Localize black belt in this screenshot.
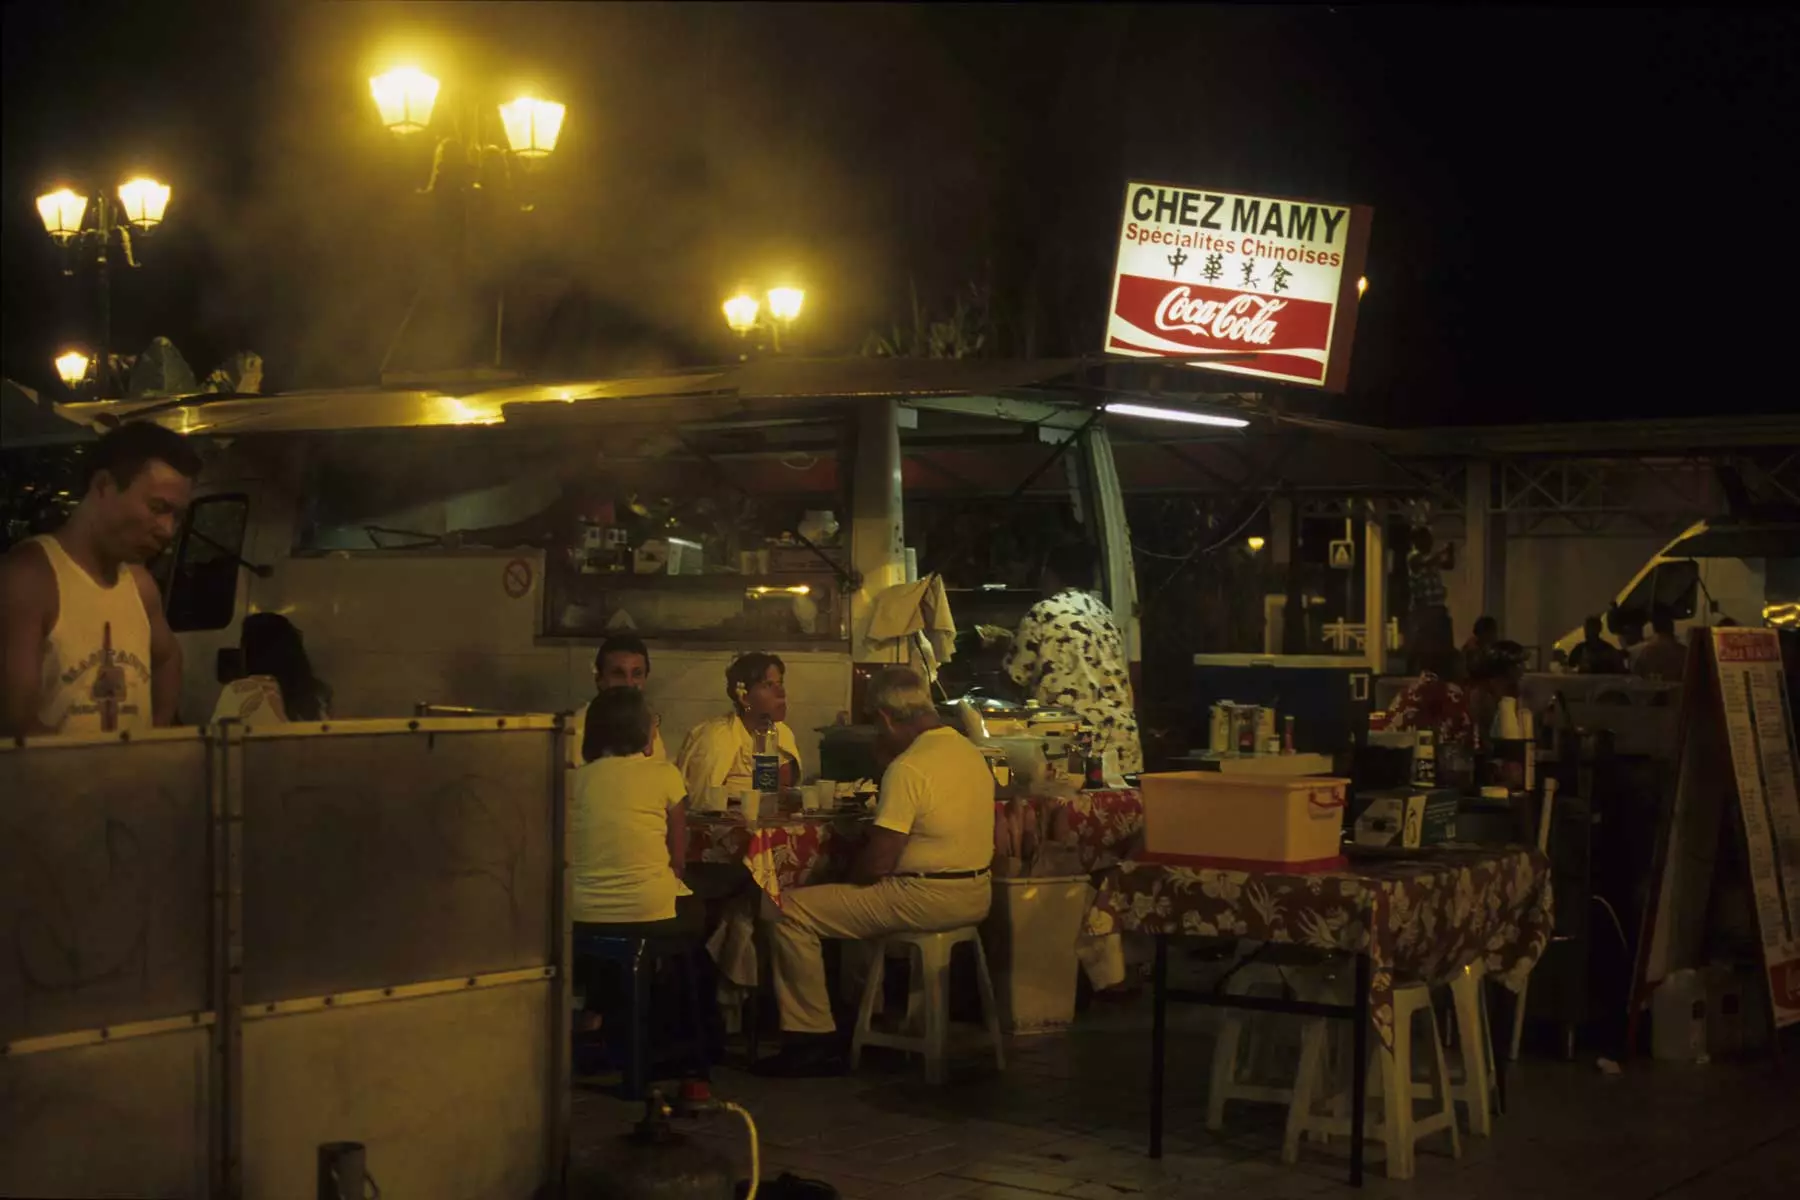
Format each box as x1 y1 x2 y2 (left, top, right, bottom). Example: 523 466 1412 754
893 868 991 880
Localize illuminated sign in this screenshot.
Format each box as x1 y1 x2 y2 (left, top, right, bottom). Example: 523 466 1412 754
1104 181 1373 391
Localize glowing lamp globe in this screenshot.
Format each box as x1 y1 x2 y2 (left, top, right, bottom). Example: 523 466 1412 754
499 97 566 158
723 294 760 335
37 189 89 243
766 287 804 324
55 350 92 388
117 178 172 229
370 67 441 133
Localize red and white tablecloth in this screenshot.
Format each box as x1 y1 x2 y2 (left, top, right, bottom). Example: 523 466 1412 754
1000 787 1145 870
687 815 864 906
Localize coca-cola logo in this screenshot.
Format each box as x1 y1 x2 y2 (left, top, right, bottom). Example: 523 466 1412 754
1154 287 1286 345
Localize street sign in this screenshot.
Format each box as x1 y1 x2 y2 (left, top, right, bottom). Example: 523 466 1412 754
1329 539 1356 569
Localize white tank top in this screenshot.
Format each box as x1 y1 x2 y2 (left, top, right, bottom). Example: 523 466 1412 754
30 534 154 735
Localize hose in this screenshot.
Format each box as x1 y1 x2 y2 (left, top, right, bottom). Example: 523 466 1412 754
720 1101 759 1200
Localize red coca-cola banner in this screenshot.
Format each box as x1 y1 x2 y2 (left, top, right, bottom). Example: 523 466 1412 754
1104 181 1373 391
1114 275 1334 354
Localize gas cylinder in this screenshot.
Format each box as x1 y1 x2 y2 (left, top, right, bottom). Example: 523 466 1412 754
569 1089 737 1200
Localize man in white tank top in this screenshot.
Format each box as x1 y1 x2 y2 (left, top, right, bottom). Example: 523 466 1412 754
1 422 199 736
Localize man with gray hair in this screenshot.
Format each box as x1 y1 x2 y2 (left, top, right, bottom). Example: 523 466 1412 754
754 667 995 1077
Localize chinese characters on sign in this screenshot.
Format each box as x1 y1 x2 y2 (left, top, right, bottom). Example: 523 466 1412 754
1104 182 1374 390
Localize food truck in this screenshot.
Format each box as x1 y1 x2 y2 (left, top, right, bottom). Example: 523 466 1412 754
49 357 1155 761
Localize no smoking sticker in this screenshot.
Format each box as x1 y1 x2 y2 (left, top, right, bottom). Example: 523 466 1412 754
502 558 534 599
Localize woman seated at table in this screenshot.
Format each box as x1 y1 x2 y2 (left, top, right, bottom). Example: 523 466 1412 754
211 612 333 724
676 651 804 798
572 686 700 938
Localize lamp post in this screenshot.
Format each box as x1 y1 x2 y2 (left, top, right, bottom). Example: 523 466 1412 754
35 178 173 397
723 285 805 359
367 66 566 372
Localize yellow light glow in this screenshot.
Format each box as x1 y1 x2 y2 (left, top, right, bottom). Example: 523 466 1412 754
438 397 503 426
54 349 91 388
748 585 812 597
117 178 172 228
498 96 566 158
723 293 760 334
1765 602 1798 628
1356 276 1369 299
1246 536 1266 553
37 188 88 241
766 287 805 323
370 67 440 133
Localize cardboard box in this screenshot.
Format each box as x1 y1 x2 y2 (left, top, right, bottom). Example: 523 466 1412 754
1353 787 1459 848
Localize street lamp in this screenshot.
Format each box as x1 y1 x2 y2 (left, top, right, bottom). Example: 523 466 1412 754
367 64 566 201
55 349 92 391
34 176 175 396
723 285 805 358
367 65 566 374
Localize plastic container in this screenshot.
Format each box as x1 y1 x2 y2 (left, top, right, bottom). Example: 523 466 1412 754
979 875 1092 1035
1140 771 1350 872
1651 968 1708 1061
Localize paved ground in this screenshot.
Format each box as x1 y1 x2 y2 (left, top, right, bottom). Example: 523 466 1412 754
570 997 1796 1200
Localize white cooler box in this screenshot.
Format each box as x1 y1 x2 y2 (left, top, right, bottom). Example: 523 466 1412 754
1140 771 1350 872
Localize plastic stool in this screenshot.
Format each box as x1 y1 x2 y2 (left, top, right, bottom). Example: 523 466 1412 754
1446 961 1499 1135
1283 979 1460 1180
850 927 1004 1084
1206 960 1326 1131
573 932 710 1100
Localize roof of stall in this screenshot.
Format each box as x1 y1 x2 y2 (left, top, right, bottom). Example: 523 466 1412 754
28 357 1140 442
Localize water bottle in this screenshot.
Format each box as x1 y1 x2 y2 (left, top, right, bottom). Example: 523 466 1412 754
751 723 780 793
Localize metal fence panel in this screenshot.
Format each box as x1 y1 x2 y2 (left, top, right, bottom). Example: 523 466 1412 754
0 734 212 1043
239 723 555 1002
0 1027 211 1198
239 979 552 1200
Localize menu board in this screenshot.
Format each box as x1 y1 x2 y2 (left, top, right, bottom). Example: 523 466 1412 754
1711 628 1800 1028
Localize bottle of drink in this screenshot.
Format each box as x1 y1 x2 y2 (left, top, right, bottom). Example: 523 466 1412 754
751 723 780 793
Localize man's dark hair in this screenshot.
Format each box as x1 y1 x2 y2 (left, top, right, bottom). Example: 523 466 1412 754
1044 540 1099 591
1410 527 1435 553
1473 616 1498 639
1651 608 1676 637
726 651 786 708
594 634 651 675
583 686 653 760
86 422 202 490
1584 615 1605 638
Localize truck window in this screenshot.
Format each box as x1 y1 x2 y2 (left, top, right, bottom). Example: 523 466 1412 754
541 418 851 643
902 412 1098 695
164 494 249 632
1619 558 1699 621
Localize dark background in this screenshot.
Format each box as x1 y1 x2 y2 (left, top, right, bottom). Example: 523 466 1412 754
4 3 1796 424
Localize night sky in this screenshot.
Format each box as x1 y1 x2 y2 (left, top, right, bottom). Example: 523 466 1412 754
3 3 1796 425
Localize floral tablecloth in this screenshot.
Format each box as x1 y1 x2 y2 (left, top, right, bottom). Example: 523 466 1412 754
1092 845 1555 1050
687 815 864 906
1006 787 1145 870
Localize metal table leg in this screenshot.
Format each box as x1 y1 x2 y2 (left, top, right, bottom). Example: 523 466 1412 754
1351 951 1370 1187
1150 935 1169 1159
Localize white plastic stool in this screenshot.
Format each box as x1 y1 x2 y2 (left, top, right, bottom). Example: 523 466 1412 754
1446 961 1499 1136
850 927 1004 1084
1206 960 1326 1131
1283 979 1461 1180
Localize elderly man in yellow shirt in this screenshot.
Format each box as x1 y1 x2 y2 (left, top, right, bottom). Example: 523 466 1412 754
675 651 804 797
753 667 994 1078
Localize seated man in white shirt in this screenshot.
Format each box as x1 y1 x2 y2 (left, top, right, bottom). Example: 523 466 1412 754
569 634 667 767
755 667 994 1078
675 651 803 797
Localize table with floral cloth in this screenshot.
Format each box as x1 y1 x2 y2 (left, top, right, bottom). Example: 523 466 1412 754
1005 787 1145 869
686 814 868 907
1094 844 1554 1181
